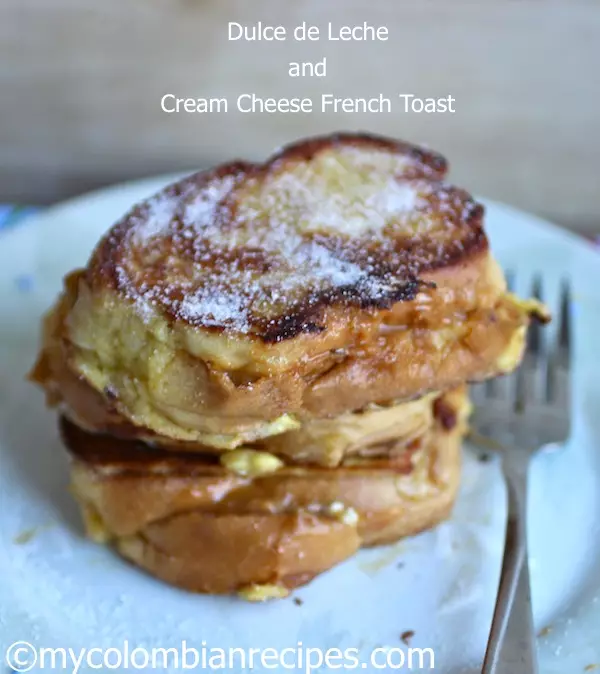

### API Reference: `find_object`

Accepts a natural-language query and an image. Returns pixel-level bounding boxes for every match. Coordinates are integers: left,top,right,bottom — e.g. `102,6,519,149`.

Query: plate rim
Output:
1,175,599,673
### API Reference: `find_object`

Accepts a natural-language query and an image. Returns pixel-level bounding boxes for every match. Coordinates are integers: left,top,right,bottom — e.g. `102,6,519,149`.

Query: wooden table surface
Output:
1,0,599,235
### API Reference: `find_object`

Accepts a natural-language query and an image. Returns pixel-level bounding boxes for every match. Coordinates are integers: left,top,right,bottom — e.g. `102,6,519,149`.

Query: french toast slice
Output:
82,133,488,352
31,133,546,446
34,326,441,466
64,388,468,597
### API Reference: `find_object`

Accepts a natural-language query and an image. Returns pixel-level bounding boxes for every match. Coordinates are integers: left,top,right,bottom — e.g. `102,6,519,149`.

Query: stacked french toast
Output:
30,133,545,600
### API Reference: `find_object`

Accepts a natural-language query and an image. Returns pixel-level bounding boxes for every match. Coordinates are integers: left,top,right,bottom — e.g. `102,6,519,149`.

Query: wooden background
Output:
1,0,599,234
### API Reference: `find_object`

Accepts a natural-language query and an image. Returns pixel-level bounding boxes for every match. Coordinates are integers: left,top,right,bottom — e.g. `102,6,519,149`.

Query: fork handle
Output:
482,458,539,674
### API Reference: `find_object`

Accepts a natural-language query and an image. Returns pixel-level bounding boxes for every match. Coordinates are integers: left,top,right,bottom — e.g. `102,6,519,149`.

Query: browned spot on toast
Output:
433,397,457,431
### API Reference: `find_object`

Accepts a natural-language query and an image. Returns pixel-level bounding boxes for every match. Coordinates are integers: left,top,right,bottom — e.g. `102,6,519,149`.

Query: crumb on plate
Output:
400,630,415,646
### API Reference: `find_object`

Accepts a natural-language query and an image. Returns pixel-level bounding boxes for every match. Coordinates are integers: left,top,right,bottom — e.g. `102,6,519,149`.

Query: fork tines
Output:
558,279,571,360
525,274,544,355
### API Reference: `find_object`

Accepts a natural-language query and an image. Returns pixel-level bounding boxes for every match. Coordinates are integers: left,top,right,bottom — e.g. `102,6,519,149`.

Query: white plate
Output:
1,176,599,674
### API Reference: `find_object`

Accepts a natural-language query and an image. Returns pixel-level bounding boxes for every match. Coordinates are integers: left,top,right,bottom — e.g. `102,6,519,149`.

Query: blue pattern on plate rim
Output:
0,204,39,231
1,205,41,293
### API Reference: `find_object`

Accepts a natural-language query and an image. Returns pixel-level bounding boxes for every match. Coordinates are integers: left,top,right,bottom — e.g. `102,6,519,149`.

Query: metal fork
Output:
470,276,572,674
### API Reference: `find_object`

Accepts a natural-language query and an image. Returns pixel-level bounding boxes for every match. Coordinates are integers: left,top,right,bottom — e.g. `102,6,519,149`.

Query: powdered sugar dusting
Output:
180,288,249,332
131,193,180,244
167,237,403,335
129,174,236,247
297,240,364,287
182,176,236,233
237,149,421,238
373,180,418,213
107,141,482,338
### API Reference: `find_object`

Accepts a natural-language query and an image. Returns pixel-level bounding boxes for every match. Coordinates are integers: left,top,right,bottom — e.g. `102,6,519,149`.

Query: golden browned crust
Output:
64,388,467,596
269,133,448,178
88,133,482,342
